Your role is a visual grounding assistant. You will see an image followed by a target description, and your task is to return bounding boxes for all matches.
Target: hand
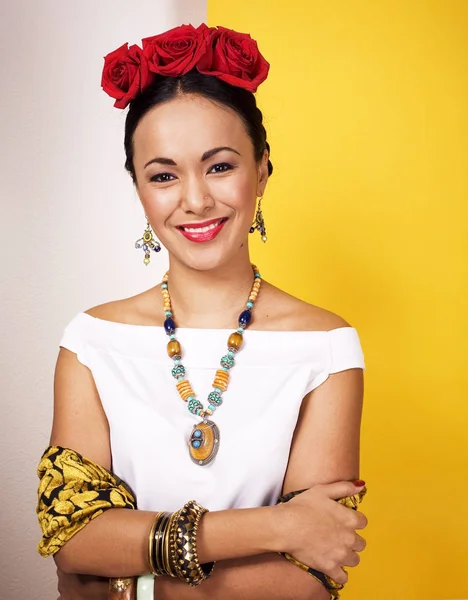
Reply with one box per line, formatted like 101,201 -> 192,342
274,481 -> 368,585
56,568 -> 108,600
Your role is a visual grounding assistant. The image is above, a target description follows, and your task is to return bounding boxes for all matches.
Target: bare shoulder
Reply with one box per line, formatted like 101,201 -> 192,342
256,281 -> 352,332
84,286 -> 162,326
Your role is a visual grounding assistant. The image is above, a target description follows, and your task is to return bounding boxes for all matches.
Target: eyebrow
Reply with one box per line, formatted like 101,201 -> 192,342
143,146 -> 241,169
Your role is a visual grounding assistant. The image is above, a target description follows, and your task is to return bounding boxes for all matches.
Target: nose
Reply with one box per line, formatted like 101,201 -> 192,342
180,175 -> 215,215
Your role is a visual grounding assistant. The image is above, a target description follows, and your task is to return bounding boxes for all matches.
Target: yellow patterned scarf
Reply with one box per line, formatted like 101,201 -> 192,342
36,446 -> 136,558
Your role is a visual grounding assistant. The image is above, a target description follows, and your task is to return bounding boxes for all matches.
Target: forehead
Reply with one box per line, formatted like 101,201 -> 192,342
133,95 -> 250,162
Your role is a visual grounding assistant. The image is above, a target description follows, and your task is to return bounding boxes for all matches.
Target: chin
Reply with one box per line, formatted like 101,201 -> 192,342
170,242 -> 247,273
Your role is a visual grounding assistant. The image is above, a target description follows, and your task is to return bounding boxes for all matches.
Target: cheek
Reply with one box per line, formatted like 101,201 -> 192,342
212,171 -> 257,214
138,187 -> 179,223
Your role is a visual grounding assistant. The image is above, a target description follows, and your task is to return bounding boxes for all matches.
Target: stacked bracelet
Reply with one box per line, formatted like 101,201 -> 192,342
147,500 -> 214,586
171,500 -> 215,587
276,487 -> 368,600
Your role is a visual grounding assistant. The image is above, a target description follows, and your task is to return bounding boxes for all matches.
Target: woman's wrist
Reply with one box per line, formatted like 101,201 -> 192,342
196,504 -> 281,564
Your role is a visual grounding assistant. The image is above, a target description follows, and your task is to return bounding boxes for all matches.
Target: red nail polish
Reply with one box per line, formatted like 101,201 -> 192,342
353,480 -> 366,487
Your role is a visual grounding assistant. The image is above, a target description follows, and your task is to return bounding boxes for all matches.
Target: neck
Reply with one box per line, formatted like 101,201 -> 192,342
164,254 -> 256,329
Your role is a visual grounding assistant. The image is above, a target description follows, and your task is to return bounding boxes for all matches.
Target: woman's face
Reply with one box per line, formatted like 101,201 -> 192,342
132,94 -> 269,271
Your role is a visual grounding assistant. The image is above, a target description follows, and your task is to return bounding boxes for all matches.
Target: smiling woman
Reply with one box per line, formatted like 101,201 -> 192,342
36,23 -> 368,600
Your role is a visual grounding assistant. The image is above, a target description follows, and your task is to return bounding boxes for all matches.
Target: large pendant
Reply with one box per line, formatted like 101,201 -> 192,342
188,420 -> 220,466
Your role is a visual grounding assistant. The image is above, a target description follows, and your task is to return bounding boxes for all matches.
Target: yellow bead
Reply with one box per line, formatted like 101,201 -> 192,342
167,340 -> 181,358
228,332 -> 243,350
214,369 -> 229,391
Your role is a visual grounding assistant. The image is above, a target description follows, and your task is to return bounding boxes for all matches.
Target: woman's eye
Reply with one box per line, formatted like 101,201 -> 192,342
150,173 -> 175,183
209,162 -> 234,174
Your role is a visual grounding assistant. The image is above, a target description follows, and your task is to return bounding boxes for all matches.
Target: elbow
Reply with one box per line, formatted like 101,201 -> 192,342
53,547 -> 74,574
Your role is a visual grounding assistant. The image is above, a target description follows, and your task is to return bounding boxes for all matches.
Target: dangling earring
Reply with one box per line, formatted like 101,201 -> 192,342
135,215 -> 161,265
249,197 -> 267,242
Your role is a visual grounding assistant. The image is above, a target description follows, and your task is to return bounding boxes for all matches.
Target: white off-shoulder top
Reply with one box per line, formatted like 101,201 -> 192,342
59,311 -> 365,513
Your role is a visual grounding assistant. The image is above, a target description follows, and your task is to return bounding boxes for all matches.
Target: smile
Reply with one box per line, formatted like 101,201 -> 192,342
177,218 -> 228,243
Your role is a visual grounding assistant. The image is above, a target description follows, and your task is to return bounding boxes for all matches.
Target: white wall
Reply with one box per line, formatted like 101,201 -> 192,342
0,1 -> 206,598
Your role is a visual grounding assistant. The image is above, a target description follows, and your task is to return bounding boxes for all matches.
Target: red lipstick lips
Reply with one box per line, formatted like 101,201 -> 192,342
177,217 -> 228,243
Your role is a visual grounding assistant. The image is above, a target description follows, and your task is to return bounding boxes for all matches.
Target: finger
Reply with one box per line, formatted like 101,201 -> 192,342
342,550 -> 360,568
327,565 -> 349,586
352,532 -> 367,552
323,480 -> 366,501
353,510 -> 368,530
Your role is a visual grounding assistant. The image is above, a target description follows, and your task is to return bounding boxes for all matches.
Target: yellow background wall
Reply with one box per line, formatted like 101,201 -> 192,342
208,2 -> 468,599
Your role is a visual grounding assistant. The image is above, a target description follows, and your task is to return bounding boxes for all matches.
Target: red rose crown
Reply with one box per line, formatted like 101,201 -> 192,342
101,24 -> 270,109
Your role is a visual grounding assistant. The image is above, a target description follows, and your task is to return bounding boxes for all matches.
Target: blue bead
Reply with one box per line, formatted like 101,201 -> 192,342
165,311 -> 172,317
255,273 -> 261,278
208,404 -> 216,411
239,310 -> 252,327
164,317 -> 176,335
193,430 -> 202,438
222,366 -> 229,372
192,440 -> 201,449
246,301 -> 254,309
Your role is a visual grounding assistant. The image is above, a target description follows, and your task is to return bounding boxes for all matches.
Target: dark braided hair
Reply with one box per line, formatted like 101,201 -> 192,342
124,69 -> 273,184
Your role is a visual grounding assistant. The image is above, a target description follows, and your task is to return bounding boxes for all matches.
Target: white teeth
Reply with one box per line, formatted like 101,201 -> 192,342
183,220 -> 223,233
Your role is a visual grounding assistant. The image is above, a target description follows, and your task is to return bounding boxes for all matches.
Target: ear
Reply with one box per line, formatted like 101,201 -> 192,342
256,148 -> 269,197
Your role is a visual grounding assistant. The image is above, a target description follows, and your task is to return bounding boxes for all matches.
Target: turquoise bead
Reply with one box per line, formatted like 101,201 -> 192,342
208,391 -> 223,406
162,283 -> 168,289
246,301 -> 254,309
255,273 -> 261,278
237,327 -> 244,334
192,440 -> 201,449
165,310 -> 172,317
208,404 -> 216,411
220,354 -> 235,369
188,398 -> 203,413
172,364 -> 186,379
213,387 -> 222,394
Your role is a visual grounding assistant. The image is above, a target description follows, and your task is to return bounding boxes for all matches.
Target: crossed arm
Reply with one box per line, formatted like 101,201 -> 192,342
50,345 -> 364,599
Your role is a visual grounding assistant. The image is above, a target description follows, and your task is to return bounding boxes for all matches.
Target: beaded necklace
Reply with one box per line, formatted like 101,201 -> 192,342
161,265 -> 262,466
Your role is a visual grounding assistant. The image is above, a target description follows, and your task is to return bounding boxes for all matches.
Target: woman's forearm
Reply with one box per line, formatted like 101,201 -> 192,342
55,505 -> 280,577
154,554 -> 331,600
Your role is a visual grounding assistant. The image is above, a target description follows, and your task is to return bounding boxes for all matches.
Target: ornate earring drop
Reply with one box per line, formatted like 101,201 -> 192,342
135,216 -> 161,265
249,197 -> 267,242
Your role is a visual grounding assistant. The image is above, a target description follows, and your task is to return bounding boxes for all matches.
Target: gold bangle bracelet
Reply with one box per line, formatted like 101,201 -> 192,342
164,512 -> 178,577
154,512 -> 171,576
169,507 -> 183,578
148,512 -> 162,575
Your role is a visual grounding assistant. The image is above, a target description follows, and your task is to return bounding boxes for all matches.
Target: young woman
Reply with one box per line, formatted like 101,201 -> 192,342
37,24 -> 368,600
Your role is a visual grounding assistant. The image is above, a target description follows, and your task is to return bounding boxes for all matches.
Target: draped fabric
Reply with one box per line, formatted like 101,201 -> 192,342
36,445 -> 137,557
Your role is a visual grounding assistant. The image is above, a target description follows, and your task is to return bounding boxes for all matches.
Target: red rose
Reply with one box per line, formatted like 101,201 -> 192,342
101,43 -> 153,109
197,26 -> 270,92
142,24 -> 210,77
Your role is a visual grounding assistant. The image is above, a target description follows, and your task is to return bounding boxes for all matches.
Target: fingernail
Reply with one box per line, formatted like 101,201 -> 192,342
353,480 -> 366,487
